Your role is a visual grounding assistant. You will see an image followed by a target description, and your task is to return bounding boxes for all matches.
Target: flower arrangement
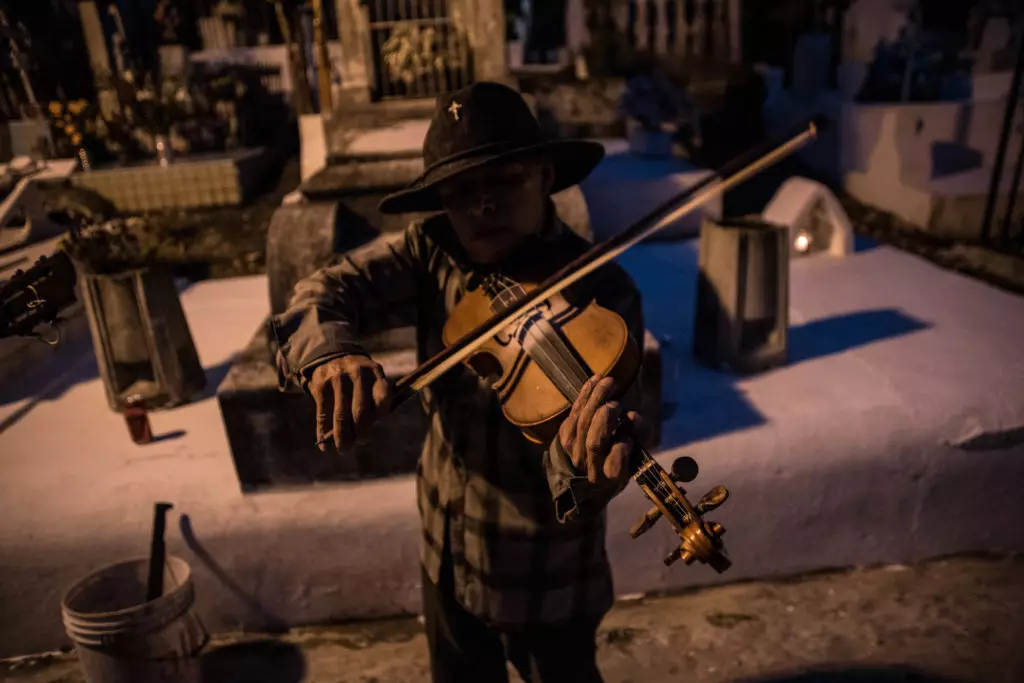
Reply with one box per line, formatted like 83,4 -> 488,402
48,99 -> 96,151
381,21 -> 468,87
50,62 -> 270,166
617,66 -> 690,132
60,217 -> 166,275
47,98 -> 145,165
124,74 -> 191,138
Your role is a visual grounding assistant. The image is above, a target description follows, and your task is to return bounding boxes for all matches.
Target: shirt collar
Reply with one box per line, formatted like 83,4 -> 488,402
423,199 -> 567,282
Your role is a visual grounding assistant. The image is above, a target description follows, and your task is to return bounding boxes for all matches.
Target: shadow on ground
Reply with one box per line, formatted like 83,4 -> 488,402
200,639 -> 306,683
0,351 -> 234,434
735,664 -> 974,683
660,306 -> 929,450
622,238 -> 931,452
787,308 -> 929,365
180,514 -> 291,634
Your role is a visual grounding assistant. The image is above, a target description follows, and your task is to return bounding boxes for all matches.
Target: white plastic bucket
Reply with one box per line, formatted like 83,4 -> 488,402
61,555 -> 208,683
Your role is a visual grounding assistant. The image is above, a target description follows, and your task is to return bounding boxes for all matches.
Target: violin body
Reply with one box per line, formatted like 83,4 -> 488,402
442,281 -> 641,445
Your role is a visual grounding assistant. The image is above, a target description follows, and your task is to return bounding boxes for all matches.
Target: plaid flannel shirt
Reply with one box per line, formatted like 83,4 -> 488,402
270,204 -> 645,628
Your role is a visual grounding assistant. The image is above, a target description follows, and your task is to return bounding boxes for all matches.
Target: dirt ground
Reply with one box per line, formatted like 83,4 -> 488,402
3,554 -> 1022,683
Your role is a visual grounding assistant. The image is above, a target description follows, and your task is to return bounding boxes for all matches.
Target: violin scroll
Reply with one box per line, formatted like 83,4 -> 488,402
629,453 -> 732,574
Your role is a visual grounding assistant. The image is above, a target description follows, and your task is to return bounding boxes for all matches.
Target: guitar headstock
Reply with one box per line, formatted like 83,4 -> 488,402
630,454 -> 732,573
0,250 -> 79,342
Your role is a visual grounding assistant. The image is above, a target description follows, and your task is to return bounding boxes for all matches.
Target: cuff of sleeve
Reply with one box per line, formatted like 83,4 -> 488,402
269,316 -> 368,393
544,437 -> 595,524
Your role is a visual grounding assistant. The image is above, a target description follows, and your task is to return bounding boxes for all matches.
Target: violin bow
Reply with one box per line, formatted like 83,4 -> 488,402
390,116 -> 823,404
322,117 -> 823,569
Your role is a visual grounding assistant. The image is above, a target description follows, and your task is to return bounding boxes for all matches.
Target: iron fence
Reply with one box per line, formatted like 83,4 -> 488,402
981,19 -> 1024,251
367,0 -> 473,101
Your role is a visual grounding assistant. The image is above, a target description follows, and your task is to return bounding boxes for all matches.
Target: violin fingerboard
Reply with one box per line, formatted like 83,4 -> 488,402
489,283 -> 528,316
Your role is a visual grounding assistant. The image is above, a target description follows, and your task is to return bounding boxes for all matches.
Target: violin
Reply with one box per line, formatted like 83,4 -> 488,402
441,250 -> 641,447
443,253 -> 731,570
323,118 -> 822,572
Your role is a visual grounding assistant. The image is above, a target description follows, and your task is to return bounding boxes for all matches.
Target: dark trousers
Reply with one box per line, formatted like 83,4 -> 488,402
421,546 -> 604,683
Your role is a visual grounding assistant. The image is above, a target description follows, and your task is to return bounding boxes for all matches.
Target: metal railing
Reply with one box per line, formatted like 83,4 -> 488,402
367,0 -> 473,101
981,20 -> 1024,251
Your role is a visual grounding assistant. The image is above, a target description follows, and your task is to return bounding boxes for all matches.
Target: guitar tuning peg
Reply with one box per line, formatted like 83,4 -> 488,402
696,485 -> 729,515
629,505 -> 662,539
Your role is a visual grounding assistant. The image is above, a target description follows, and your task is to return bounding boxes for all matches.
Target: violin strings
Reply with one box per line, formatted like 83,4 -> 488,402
635,460 -> 693,524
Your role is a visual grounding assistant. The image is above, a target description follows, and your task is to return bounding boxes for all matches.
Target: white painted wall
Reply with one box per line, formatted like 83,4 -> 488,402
840,99 -> 1024,232
841,100 -> 1024,187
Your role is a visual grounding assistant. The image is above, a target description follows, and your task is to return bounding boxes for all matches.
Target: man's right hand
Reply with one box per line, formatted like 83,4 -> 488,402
309,355 -> 391,453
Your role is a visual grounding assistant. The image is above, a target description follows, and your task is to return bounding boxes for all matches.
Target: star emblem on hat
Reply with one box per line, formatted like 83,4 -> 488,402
447,100 -> 462,122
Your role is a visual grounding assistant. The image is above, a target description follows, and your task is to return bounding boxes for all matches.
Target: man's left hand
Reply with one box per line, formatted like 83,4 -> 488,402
559,375 -> 645,496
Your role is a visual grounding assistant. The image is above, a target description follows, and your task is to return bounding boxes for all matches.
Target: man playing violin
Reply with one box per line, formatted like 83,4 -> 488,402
271,82 -> 648,683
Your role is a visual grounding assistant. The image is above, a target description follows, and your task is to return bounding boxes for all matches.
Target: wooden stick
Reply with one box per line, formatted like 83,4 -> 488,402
145,502 -> 174,602
395,118 -> 821,397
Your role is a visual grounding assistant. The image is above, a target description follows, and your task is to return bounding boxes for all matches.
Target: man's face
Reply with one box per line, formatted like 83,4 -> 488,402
437,157 -> 554,266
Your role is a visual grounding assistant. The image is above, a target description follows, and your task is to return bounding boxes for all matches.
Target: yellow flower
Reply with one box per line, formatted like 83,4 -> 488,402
49,101 -> 62,117
64,124 -> 75,135
71,132 -> 83,145
68,100 -> 88,115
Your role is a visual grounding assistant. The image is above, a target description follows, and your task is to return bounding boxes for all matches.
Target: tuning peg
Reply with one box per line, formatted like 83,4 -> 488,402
629,505 -> 662,539
664,544 -> 696,566
707,549 -> 732,573
670,456 -> 699,483
705,521 -> 725,537
696,485 -> 729,515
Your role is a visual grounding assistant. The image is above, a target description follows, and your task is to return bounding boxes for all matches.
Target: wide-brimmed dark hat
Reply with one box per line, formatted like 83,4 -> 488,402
378,82 -> 606,214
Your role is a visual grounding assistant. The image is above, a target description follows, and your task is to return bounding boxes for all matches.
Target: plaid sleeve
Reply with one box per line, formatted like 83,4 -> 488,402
269,222 -> 429,392
544,262 -> 646,522
543,436 -> 596,523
